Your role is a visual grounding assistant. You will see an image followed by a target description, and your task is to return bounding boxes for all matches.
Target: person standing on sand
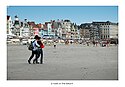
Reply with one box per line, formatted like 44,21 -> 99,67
37,37 -> 44,64
53,41 -> 56,48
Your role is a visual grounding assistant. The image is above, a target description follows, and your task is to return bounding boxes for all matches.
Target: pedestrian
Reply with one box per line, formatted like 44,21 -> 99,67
53,41 -> 56,48
86,41 -> 89,46
92,40 -> 95,47
37,37 -> 44,64
95,41 -> 98,47
106,40 -> 109,47
28,35 -> 40,64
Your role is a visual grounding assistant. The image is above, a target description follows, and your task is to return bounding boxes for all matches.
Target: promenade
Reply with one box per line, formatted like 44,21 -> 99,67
7,44 -> 118,80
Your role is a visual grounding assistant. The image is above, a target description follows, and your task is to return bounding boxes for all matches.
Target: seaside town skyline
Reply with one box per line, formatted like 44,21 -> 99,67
7,6 -> 118,45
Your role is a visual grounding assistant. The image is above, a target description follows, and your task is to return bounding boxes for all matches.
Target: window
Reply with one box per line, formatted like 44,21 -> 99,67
104,35 -> 105,39
15,21 -> 19,25
105,35 -> 107,39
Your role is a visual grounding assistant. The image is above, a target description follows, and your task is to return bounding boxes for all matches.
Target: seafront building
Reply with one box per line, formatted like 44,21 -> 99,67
7,16 -> 13,36
92,21 -> 118,40
79,21 -> 118,41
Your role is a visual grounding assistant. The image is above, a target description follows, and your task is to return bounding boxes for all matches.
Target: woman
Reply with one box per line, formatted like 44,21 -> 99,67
37,37 -> 44,64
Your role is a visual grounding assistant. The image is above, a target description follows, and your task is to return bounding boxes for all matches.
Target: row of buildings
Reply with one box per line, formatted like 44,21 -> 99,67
79,21 -> 118,41
7,15 -> 118,41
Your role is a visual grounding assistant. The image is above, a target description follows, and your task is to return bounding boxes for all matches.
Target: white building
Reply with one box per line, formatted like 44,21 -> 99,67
109,23 -> 118,39
20,19 -> 30,38
7,16 -> 13,35
92,21 -> 118,40
63,20 -> 71,39
13,15 -> 21,37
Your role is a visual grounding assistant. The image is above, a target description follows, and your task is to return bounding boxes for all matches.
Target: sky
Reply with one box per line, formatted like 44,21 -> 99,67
7,6 -> 118,25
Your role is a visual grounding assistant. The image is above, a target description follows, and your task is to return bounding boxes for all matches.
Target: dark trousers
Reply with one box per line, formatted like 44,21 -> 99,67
39,49 -> 43,64
28,50 -> 39,63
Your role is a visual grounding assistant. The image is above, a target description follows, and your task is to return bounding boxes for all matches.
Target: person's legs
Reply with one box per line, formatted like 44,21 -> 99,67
36,50 -> 40,64
40,49 -> 43,64
33,50 -> 40,64
28,51 -> 35,64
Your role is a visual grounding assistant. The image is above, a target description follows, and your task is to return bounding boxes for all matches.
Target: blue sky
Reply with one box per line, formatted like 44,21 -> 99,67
7,6 -> 118,25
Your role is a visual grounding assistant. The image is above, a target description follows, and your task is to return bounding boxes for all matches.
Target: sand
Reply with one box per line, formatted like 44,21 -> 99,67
7,44 -> 118,80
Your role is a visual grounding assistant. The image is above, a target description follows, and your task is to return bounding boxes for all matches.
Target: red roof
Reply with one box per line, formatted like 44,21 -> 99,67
28,22 -> 35,26
28,22 -> 43,29
28,22 -> 37,28
36,24 -> 42,28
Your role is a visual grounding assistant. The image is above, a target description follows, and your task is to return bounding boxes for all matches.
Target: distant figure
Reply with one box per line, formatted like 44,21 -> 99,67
86,41 -> 89,46
95,41 -> 98,46
70,41 -> 73,44
53,41 -> 56,48
65,40 -> 69,45
92,41 -> 95,47
99,41 -> 102,47
106,40 -> 109,47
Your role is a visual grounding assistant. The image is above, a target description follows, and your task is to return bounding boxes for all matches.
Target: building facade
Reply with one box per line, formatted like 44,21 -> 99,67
7,16 -> 13,35
7,15 -> 118,42
13,15 -> 21,37
109,23 -> 118,39
20,19 -> 30,38
71,23 -> 80,40
92,21 -> 118,40
79,23 -> 91,40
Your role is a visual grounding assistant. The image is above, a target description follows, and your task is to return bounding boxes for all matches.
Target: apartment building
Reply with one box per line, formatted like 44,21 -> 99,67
92,21 -> 118,40
79,23 -> 91,40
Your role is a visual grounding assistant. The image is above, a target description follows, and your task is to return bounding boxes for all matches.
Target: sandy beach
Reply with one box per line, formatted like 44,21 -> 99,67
7,44 -> 118,80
